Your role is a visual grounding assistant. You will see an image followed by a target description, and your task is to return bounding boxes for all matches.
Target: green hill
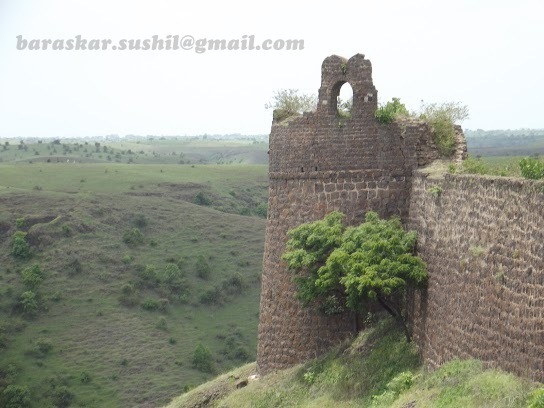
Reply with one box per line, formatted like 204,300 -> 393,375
0,162 -> 268,407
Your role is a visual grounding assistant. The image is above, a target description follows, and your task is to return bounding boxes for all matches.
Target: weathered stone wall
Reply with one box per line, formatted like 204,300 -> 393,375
407,172 -> 544,382
257,54 -> 441,374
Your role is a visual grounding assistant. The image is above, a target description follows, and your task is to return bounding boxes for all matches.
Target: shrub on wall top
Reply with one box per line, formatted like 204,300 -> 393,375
419,101 -> 469,157
375,98 -> 409,124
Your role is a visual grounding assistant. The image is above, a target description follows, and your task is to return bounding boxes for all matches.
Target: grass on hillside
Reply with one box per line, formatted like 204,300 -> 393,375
0,163 -> 269,217
0,138 -> 268,166
0,163 -> 268,407
166,317 -> 542,408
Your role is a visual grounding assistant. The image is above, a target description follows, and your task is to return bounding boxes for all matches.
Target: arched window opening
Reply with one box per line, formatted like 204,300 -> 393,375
337,82 -> 353,119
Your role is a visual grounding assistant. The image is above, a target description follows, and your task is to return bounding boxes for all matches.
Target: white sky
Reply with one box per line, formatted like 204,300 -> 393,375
0,0 -> 543,138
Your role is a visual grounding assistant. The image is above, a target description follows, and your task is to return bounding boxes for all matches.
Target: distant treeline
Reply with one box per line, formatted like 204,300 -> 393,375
465,129 -> 544,157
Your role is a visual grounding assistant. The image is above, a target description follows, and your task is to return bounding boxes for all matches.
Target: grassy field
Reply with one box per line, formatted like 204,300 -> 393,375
167,317 -> 543,408
0,137 -> 268,166
0,160 -> 268,407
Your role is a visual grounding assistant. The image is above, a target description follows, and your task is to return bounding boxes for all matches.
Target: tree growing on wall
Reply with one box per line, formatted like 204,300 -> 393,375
265,89 -> 317,122
418,101 -> 469,157
282,211 -> 427,341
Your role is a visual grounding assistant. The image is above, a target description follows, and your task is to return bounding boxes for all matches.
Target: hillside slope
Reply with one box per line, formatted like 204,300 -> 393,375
0,163 -> 267,407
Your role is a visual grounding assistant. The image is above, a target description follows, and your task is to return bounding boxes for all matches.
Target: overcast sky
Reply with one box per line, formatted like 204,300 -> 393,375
0,0 -> 542,138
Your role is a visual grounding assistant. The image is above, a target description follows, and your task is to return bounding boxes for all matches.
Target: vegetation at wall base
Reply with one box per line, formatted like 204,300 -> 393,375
165,316 -> 541,408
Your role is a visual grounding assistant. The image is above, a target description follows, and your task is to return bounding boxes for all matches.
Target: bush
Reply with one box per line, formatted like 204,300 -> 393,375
27,338 -> 53,358
161,263 -> 187,293
519,157 -> 544,180
15,218 -> 26,229
141,299 -> 160,311
118,283 -> 139,307
79,371 -> 91,384
61,224 -> 71,237
221,272 -> 246,296
199,286 -> 224,305
132,213 -> 148,228
122,228 -> 144,246
371,371 -> 416,405
21,264 -> 45,290
193,191 -> 211,206
1,385 -> 31,408
427,185 -> 443,198
265,89 -> 317,122
255,202 -> 268,218
10,231 -> 31,259
374,98 -> 409,124
52,386 -> 74,408
461,156 -> 488,175
137,264 -> 160,287
36,339 -> 53,354
192,343 -> 214,373
155,316 -> 168,331
67,258 -> 82,276
195,255 -> 211,280
419,101 -> 469,157
20,291 -> 39,317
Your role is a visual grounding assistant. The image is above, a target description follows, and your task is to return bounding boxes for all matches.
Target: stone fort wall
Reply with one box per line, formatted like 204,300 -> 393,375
257,54 -> 440,374
407,172 -> 544,382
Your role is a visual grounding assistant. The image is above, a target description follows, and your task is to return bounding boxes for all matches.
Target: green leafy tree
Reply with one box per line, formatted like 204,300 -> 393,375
10,231 -> 31,259
21,264 -> 44,290
282,211 -> 427,341
192,343 -> 214,373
